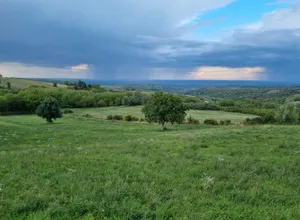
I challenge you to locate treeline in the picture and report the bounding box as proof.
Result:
[0,87,149,114]
[185,86,300,100]
[63,80,106,92]
[181,95,280,117]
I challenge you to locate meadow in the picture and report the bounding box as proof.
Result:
[71,106,256,123]
[1,113,300,219]
[0,78,66,89]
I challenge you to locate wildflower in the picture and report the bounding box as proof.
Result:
[202,174,214,189]
[217,155,224,162]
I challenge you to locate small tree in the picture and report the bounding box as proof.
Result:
[36,97,62,123]
[275,101,299,124]
[142,92,187,130]
[7,82,11,89]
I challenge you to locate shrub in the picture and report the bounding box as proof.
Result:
[220,119,232,125]
[107,115,113,120]
[186,116,200,124]
[244,117,265,125]
[106,115,123,120]
[275,101,299,124]
[113,115,123,120]
[63,109,74,114]
[204,119,219,125]
[261,112,276,123]
[124,114,139,122]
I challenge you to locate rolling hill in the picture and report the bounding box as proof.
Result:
[0,77,66,89]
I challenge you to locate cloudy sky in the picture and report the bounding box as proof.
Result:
[0,0,299,81]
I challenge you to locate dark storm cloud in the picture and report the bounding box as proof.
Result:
[0,0,300,80]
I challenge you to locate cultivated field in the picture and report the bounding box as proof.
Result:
[1,114,300,219]
[71,106,257,123]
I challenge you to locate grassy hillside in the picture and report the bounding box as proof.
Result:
[1,115,300,219]
[0,77,66,89]
[72,106,257,123]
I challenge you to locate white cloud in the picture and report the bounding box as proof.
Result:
[189,66,266,80]
[260,5,300,30]
[71,64,90,71]
[0,62,91,78]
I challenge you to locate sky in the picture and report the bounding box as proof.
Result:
[0,0,300,81]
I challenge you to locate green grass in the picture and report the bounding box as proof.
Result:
[72,106,256,123]
[0,78,66,89]
[1,114,300,219]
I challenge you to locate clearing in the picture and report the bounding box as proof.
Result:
[71,106,257,123]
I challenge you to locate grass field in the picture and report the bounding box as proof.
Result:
[72,106,256,123]
[0,78,66,89]
[1,114,300,219]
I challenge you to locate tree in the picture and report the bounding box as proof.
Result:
[36,97,62,123]
[142,92,187,130]
[275,101,299,124]
[7,82,11,89]
[74,80,88,90]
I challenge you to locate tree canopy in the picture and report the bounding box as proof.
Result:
[36,97,62,123]
[142,92,187,129]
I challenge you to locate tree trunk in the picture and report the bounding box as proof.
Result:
[161,121,167,130]
[47,118,53,123]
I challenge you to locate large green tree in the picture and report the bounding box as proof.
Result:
[36,97,62,123]
[142,92,187,130]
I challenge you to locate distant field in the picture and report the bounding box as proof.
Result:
[0,78,66,89]
[1,115,300,219]
[72,106,257,122]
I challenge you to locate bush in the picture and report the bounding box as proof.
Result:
[124,114,139,122]
[275,101,299,124]
[63,109,74,114]
[186,116,200,124]
[261,112,276,123]
[220,119,232,125]
[106,115,123,120]
[107,115,113,120]
[204,119,219,125]
[113,115,123,120]
[244,117,265,125]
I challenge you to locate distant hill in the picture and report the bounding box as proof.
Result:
[0,77,66,89]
